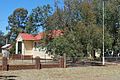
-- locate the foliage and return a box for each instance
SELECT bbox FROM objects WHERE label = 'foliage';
[7,5,52,41]
[0,31,5,46]
[0,31,5,52]
[31,4,52,31]
[9,42,16,54]
[7,8,28,40]
[44,0,114,59]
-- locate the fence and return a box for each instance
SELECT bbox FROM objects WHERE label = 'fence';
[105,57,120,63]
[66,57,104,67]
[0,56,65,71]
[66,56,120,67]
[1,54,120,71]
[9,54,33,60]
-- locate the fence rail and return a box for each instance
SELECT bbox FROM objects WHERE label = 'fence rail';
[9,54,33,60]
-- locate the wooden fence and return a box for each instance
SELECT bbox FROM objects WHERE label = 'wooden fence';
[9,54,33,60]
[0,56,66,71]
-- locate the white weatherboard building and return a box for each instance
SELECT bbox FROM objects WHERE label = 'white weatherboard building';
[16,30,63,59]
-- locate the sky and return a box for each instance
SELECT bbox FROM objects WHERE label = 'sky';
[0,0,64,34]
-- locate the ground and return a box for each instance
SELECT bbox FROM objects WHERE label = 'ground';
[0,65,120,80]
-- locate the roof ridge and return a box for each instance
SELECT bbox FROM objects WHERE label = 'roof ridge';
[17,29,63,41]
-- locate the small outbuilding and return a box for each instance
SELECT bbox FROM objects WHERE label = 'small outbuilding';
[16,30,63,58]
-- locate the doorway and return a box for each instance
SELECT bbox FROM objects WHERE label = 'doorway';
[18,42,22,54]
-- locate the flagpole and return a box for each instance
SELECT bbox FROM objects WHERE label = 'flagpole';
[102,0,105,65]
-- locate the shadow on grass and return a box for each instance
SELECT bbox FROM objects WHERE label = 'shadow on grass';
[0,75,18,80]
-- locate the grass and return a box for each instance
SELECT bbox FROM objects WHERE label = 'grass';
[0,65,120,80]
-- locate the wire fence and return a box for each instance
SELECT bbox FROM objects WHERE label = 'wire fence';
[66,56,120,67]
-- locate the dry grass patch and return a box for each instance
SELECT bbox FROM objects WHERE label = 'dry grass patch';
[0,65,120,80]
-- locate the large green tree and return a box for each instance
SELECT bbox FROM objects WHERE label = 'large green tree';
[7,8,28,41]
[31,4,52,31]
[94,0,120,51]
[44,0,113,60]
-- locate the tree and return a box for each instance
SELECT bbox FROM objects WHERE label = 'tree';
[25,15,37,34]
[0,31,5,52]
[7,8,28,41]
[94,0,120,51]
[7,6,51,41]
[31,4,52,31]
[0,31,5,45]
[44,0,113,60]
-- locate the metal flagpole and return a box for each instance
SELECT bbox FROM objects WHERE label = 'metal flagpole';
[102,0,105,65]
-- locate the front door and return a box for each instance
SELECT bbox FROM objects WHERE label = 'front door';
[18,42,22,54]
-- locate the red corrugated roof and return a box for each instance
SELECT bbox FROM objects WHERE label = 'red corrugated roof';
[35,32,45,40]
[19,33,35,40]
[18,30,63,41]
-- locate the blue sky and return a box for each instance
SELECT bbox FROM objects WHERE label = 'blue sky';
[0,0,63,34]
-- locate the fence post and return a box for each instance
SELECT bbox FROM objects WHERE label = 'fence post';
[64,53,67,68]
[2,57,8,71]
[35,56,41,69]
[59,56,64,68]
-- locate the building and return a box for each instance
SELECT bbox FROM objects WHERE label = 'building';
[16,30,63,58]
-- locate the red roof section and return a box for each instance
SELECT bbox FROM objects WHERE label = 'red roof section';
[19,33,35,40]
[35,32,45,40]
[17,30,63,41]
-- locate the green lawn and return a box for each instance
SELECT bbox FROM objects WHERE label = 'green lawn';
[1,65,120,80]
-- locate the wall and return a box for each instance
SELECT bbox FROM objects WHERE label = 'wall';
[23,41,52,59]
[24,41,33,55]
[32,41,52,59]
